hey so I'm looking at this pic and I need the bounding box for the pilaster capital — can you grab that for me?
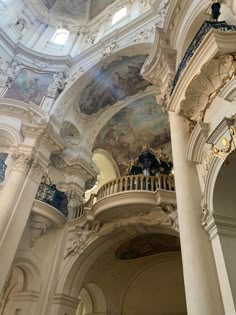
[28,158,46,184]
[11,151,33,174]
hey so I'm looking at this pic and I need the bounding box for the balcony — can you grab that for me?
[35,183,68,217]
[83,174,176,222]
[172,21,236,93]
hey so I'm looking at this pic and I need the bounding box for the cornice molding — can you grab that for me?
[187,121,209,163]
[32,199,66,227]
[0,98,49,125]
[168,29,236,114]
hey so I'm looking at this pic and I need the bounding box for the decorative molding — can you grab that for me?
[32,200,66,227]
[187,121,209,163]
[219,76,236,101]
[206,116,236,162]
[50,153,97,181]
[11,151,33,174]
[179,54,236,121]
[29,214,52,248]
[168,30,236,114]
[204,213,236,240]
[0,99,49,126]
[141,27,176,110]
[28,158,45,184]
[65,206,178,259]
[41,124,65,153]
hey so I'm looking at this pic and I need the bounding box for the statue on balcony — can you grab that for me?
[127,145,173,176]
[138,144,160,176]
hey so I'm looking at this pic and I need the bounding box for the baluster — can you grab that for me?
[124,177,128,191]
[114,179,118,193]
[163,175,167,190]
[150,176,154,191]
[140,176,143,190]
[131,176,135,190]
[157,175,161,189]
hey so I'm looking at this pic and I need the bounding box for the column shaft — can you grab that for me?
[169,112,224,315]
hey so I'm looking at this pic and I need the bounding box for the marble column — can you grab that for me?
[0,154,44,295]
[169,112,224,315]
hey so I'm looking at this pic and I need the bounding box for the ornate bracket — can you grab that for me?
[29,214,52,248]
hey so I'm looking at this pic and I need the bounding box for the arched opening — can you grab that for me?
[212,149,236,305]
[71,229,186,315]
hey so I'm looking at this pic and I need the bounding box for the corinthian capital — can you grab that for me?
[11,151,33,174]
[28,158,46,184]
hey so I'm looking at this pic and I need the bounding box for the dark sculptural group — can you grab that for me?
[128,145,173,176]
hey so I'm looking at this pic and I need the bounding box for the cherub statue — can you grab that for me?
[47,72,66,99]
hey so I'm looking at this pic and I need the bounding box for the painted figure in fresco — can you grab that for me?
[47,72,66,99]
[6,62,21,87]
[22,77,40,103]
[0,59,21,88]
[0,58,9,88]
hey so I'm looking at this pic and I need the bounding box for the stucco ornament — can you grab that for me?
[0,59,21,88]
[65,221,101,258]
[47,72,67,99]
[11,151,34,174]
[180,54,236,122]
[29,214,52,248]
[65,208,178,259]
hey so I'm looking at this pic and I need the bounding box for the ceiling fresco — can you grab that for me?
[79,55,152,115]
[116,234,180,260]
[40,0,116,19]
[41,0,56,10]
[93,95,171,175]
[90,0,115,18]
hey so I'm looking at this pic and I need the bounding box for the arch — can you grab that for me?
[12,253,42,293]
[120,252,186,315]
[213,150,236,218]
[77,288,93,315]
[51,42,153,124]
[93,149,120,179]
[56,222,179,299]
[0,124,21,148]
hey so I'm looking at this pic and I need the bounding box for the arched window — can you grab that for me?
[51,28,70,45]
[112,7,127,25]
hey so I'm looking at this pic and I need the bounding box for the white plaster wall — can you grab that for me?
[122,258,187,315]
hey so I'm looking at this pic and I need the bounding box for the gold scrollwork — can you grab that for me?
[211,126,236,161]
[230,126,236,145]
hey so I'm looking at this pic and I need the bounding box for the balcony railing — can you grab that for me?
[35,183,68,217]
[0,159,7,182]
[95,174,175,202]
[172,21,236,92]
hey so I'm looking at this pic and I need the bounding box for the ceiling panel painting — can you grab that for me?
[41,0,57,10]
[79,55,152,115]
[90,0,116,18]
[53,0,87,17]
[93,95,171,174]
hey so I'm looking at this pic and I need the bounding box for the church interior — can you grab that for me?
[0,0,236,314]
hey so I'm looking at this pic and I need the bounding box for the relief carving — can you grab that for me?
[65,207,178,259]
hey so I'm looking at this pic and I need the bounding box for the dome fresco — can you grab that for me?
[40,0,116,19]
[93,95,171,175]
[79,55,151,115]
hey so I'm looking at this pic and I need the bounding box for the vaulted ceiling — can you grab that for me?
[40,0,116,20]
